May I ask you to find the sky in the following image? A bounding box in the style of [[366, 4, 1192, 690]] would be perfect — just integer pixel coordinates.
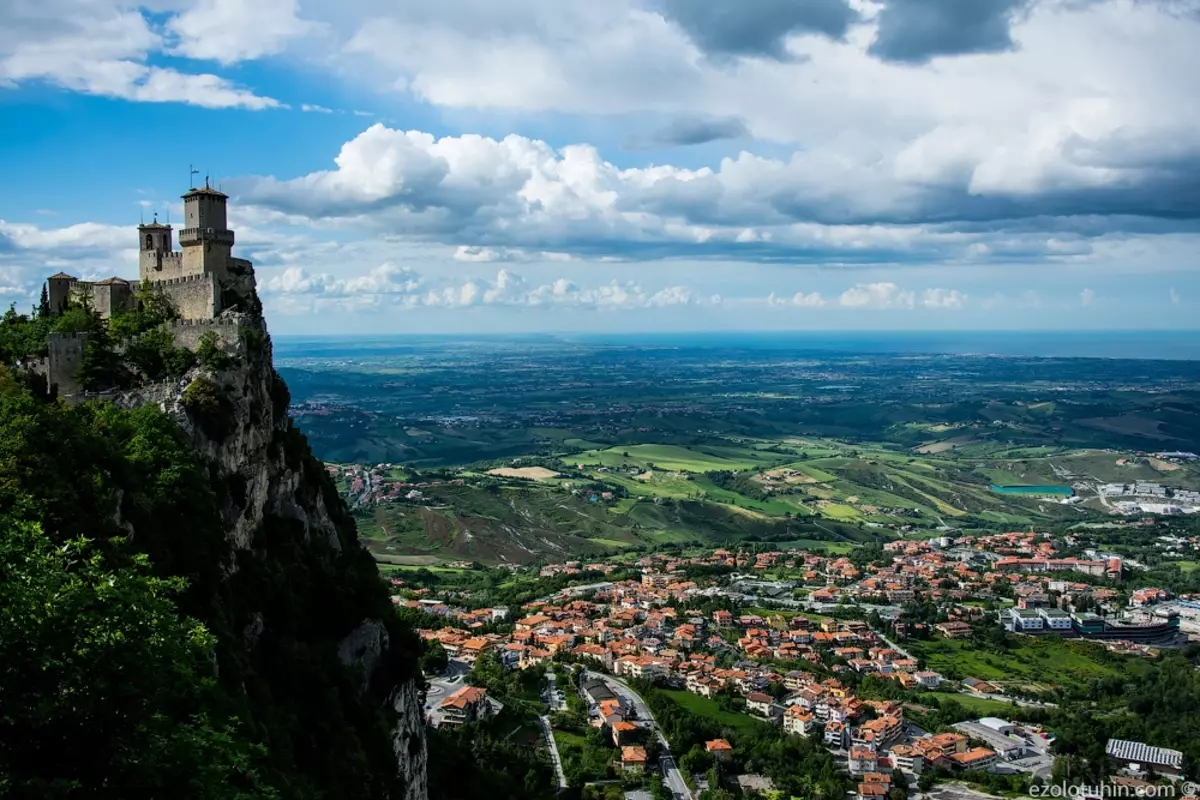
[[1, 0, 1198, 335]]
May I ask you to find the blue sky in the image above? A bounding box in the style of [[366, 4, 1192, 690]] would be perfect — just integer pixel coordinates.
[[1, 0, 1197, 335]]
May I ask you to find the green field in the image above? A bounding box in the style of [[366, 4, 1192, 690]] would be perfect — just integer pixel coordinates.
[[572, 443, 778, 473], [906, 635, 1133, 688], [919, 692, 1024, 717], [659, 689, 767, 736]]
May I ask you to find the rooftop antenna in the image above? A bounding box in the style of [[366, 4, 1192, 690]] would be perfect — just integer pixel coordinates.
[[189, 165, 200, 189], [140, 207, 144, 224]]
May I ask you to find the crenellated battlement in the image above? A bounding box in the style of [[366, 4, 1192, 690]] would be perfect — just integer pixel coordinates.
[[169, 317, 241, 328], [153, 273, 213, 287]]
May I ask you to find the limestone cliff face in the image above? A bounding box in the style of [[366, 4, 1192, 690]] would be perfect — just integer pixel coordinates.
[[111, 287, 427, 798]]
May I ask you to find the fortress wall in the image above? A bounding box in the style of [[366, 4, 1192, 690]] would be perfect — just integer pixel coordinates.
[[168, 317, 243, 351], [141, 251, 188, 281], [158, 273, 219, 320]]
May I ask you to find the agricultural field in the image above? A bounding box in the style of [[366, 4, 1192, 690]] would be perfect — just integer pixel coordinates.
[[279, 336, 1200, 565]]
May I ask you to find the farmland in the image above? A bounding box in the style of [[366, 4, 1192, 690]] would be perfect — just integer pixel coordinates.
[[277, 335, 1200, 565]]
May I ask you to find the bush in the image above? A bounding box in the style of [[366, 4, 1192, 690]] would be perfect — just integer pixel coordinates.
[[182, 376, 237, 440], [197, 331, 236, 372]]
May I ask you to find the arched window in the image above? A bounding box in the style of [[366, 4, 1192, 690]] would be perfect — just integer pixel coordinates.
[[145, 234, 154, 250]]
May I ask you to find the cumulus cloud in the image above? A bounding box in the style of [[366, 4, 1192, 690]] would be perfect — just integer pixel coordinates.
[[658, 0, 860, 60], [839, 282, 916, 309], [235, 122, 1200, 266], [1080, 287, 1095, 307], [868, 0, 1032, 65], [261, 264, 698, 313], [0, 0, 279, 108], [168, 0, 321, 65], [301, 104, 334, 113]]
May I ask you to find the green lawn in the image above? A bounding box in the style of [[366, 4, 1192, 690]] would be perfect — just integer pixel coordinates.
[[1176, 561, 1200, 573], [660, 689, 767, 737]]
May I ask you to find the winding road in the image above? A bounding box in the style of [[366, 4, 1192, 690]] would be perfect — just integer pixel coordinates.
[[585, 670, 694, 800]]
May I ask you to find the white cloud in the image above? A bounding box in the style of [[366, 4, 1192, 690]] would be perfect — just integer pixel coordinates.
[[766, 291, 827, 308], [238, 123, 1183, 267], [301, 104, 334, 113], [1080, 287, 1095, 307], [0, 0, 279, 108], [168, 0, 321, 65], [260, 263, 698, 313], [839, 282, 916, 309], [921, 288, 966, 309], [1170, 287, 1181, 306]]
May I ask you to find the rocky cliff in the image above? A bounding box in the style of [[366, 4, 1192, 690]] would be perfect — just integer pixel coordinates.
[[108, 284, 428, 798]]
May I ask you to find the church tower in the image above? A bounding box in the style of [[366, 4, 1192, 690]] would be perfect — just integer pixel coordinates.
[[179, 179, 235, 279]]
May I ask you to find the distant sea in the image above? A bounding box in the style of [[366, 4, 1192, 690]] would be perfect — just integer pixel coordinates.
[[274, 330, 1200, 362]]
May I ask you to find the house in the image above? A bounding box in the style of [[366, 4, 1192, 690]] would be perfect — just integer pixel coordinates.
[[439, 686, 492, 727], [745, 691, 778, 719], [935, 622, 973, 639], [783, 706, 816, 737], [824, 720, 848, 748], [950, 748, 998, 771], [915, 671, 942, 688], [928, 732, 968, 755], [705, 739, 733, 761], [858, 780, 890, 800], [611, 720, 639, 746], [849, 747, 879, 774], [889, 744, 925, 774], [621, 746, 648, 773]]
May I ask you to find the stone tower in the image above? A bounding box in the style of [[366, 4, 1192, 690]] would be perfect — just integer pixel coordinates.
[[179, 180, 235, 280], [46, 272, 78, 315], [138, 215, 176, 279]]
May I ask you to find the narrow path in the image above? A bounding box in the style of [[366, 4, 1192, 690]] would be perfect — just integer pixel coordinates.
[[538, 715, 569, 792]]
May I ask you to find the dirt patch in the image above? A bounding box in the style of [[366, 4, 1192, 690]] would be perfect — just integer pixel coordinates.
[[487, 466, 560, 481], [1149, 457, 1182, 472]]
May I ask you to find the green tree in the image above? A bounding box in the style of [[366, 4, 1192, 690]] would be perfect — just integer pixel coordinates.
[[0, 521, 272, 798], [420, 638, 450, 675]]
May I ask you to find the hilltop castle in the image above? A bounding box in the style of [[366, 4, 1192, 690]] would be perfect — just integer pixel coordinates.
[[46, 179, 247, 321], [40, 181, 258, 398]]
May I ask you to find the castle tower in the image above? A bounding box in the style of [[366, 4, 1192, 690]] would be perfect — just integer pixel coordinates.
[[45, 272, 78, 315], [138, 215, 174, 280], [179, 180, 235, 280]]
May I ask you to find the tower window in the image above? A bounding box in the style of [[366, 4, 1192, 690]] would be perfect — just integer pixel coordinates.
[[145, 234, 153, 250]]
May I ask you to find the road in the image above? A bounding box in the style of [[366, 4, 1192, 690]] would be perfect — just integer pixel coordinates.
[[586, 671, 693, 800], [538, 714, 569, 791], [423, 659, 472, 723]]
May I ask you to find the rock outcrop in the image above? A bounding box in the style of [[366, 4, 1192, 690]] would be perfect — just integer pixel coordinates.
[[110, 275, 427, 798]]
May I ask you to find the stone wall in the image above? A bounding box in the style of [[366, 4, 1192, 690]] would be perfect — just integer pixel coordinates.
[[168, 317, 244, 351], [90, 282, 133, 319], [140, 251, 189, 281], [157, 273, 219, 320], [46, 332, 87, 397]]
